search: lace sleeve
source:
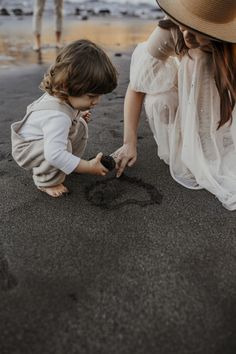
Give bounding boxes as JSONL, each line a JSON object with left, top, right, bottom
{"left": 147, "top": 26, "right": 176, "bottom": 60}
{"left": 129, "top": 33, "right": 178, "bottom": 95}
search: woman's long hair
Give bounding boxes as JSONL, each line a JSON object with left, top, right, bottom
{"left": 159, "top": 18, "right": 236, "bottom": 129}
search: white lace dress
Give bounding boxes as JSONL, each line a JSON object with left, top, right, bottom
{"left": 130, "top": 26, "right": 236, "bottom": 210}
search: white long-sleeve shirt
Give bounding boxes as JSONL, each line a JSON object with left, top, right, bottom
{"left": 19, "top": 109, "right": 81, "bottom": 175}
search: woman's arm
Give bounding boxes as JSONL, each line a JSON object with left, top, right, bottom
{"left": 114, "top": 84, "right": 145, "bottom": 177}
{"left": 114, "top": 26, "right": 175, "bottom": 177}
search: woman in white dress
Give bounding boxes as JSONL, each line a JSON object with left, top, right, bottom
{"left": 114, "top": 0, "right": 236, "bottom": 210}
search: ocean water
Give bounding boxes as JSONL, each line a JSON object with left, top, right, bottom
{"left": 69, "top": 0, "right": 155, "bottom": 4}
{"left": 0, "top": 0, "right": 156, "bottom": 5}
{"left": 0, "top": 0, "right": 162, "bottom": 69}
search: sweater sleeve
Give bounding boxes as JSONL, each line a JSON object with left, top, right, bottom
{"left": 40, "top": 111, "right": 81, "bottom": 174}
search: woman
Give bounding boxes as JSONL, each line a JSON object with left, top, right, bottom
{"left": 114, "top": 0, "right": 236, "bottom": 210}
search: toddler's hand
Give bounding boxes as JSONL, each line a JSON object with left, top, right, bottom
{"left": 89, "top": 152, "right": 108, "bottom": 176}
{"left": 75, "top": 153, "right": 108, "bottom": 176}
{"left": 81, "top": 110, "right": 91, "bottom": 123}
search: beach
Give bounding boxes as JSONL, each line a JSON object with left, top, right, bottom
{"left": 0, "top": 13, "right": 236, "bottom": 354}
{"left": 0, "top": 15, "right": 157, "bottom": 70}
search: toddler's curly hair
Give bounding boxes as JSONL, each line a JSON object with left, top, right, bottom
{"left": 40, "top": 39, "right": 117, "bottom": 101}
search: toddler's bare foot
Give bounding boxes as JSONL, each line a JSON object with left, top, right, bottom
{"left": 37, "top": 184, "right": 69, "bottom": 198}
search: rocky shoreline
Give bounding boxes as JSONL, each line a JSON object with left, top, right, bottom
{"left": 0, "top": 0, "right": 163, "bottom": 20}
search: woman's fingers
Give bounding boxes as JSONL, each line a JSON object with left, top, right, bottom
{"left": 112, "top": 144, "right": 137, "bottom": 177}
{"left": 116, "top": 157, "right": 130, "bottom": 177}
{"left": 127, "top": 156, "right": 137, "bottom": 167}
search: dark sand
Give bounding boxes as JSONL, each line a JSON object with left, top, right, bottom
{"left": 0, "top": 39, "right": 236, "bottom": 354}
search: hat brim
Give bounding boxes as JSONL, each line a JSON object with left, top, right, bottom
{"left": 156, "top": 0, "right": 236, "bottom": 43}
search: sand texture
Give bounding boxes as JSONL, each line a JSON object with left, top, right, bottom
{"left": 0, "top": 52, "right": 236, "bottom": 354}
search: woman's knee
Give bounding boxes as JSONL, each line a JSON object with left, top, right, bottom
{"left": 145, "top": 89, "right": 178, "bottom": 123}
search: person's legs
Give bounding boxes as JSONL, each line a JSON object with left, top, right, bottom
{"left": 54, "top": 0, "right": 63, "bottom": 48}
{"left": 32, "top": 0, "right": 46, "bottom": 50}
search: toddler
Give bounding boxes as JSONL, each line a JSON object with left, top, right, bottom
{"left": 11, "top": 39, "right": 117, "bottom": 197}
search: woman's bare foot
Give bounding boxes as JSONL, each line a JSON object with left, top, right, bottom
{"left": 37, "top": 184, "right": 69, "bottom": 198}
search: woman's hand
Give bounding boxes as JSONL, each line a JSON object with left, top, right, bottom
{"left": 112, "top": 143, "right": 137, "bottom": 177}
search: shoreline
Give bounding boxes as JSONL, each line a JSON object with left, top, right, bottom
{"left": 0, "top": 16, "right": 157, "bottom": 70}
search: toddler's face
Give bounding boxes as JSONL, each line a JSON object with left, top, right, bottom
{"left": 179, "top": 25, "right": 211, "bottom": 49}
{"left": 68, "top": 94, "right": 101, "bottom": 110}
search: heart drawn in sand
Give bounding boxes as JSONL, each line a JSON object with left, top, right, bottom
{"left": 85, "top": 174, "right": 163, "bottom": 210}
{"left": 0, "top": 257, "right": 18, "bottom": 291}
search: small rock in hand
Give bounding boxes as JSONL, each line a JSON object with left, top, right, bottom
{"left": 101, "top": 155, "right": 116, "bottom": 171}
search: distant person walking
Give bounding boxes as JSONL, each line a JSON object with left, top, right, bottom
{"left": 33, "top": 0, "right": 63, "bottom": 51}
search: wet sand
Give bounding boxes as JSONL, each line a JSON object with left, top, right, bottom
{"left": 0, "top": 16, "right": 236, "bottom": 354}
{"left": 0, "top": 16, "right": 157, "bottom": 69}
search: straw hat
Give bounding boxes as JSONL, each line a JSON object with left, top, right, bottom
{"left": 156, "top": 0, "right": 236, "bottom": 43}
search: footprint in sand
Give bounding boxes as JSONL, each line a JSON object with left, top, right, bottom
{"left": 0, "top": 151, "right": 12, "bottom": 162}
{"left": 109, "top": 129, "right": 122, "bottom": 138}
{"left": 86, "top": 174, "right": 163, "bottom": 210}
{"left": 0, "top": 257, "right": 18, "bottom": 291}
